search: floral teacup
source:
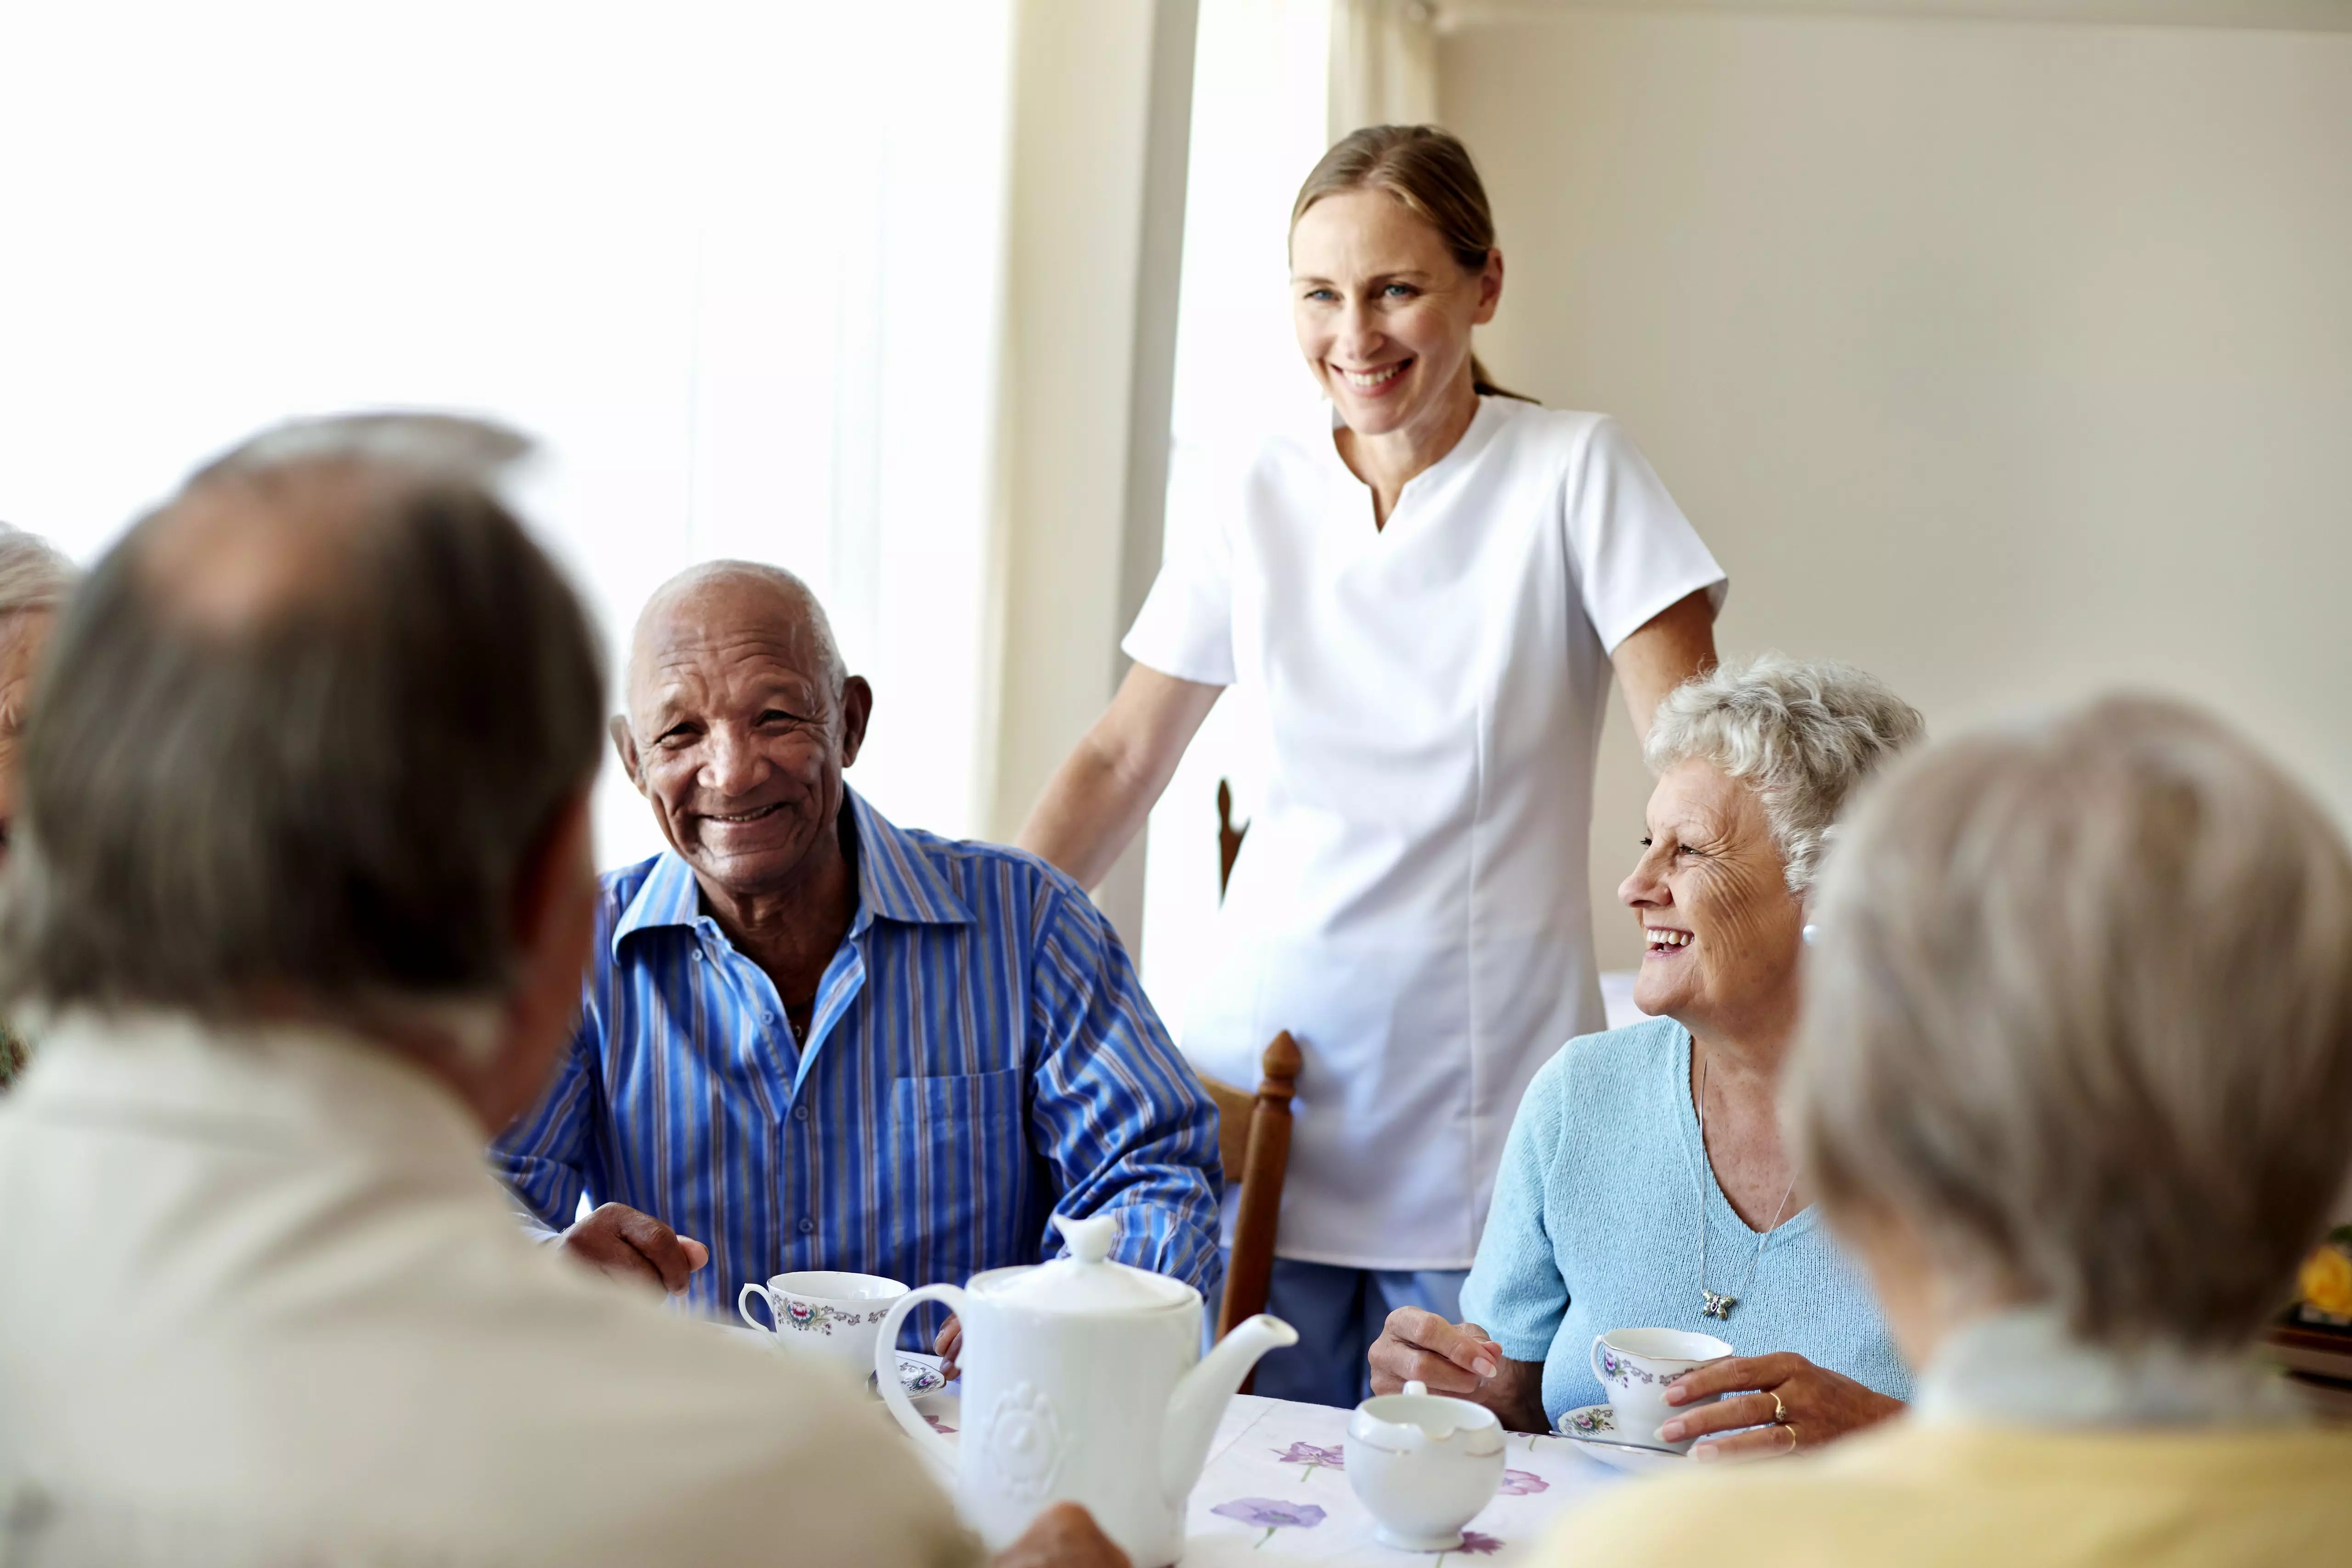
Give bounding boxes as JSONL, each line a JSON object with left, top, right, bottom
{"left": 1589, "top": 1327, "right": 1730, "bottom": 1451}
{"left": 739, "top": 1270, "right": 907, "bottom": 1383}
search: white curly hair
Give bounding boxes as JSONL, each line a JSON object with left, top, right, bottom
{"left": 0, "top": 523, "right": 75, "bottom": 627}
{"left": 1644, "top": 654, "right": 1925, "bottom": 894}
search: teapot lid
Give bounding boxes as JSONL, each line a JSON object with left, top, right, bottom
{"left": 976, "top": 1213, "right": 1195, "bottom": 1314}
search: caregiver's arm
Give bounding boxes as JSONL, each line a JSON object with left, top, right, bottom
{"left": 1611, "top": 588, "right": 1717, "bottom": 736}
{"left": 1369, "top": 1309, "right": 1550, "bottom": 1435}
{"left": 1018, "top": 664, "right": 1222, "bottom": 890}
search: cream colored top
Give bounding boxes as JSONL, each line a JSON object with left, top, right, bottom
{"left": 0, "top": 1013, "right": 977, "bottom": 1568}
{"left": 1550, "top": 1420, "right": 2352, "bottom": 1568}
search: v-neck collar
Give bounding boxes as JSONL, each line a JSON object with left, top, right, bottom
{"left": 1671, "top": 1024, "right": 1821, "bottom": 1247}
{"left": 1319, "top": 393, "right": 1509, "bottom": 537}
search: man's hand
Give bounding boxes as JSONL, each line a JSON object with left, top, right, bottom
{"left": 558, "top": 1201, "right": 709, "bottom": 1296}
{"left": 934, "top": 1314, "right": 963, "bottom": 1379}
{"left": 1367, "top": 1307, "right": 1501, "bottom": 1397}
{"left": 992, "top": 1502, "right": 1130, "bottom": 1568}
{"left": 1658, "top": 1351, "right": 1904, "bottom": 1459}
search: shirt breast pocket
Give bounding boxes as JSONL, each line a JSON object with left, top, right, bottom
{"left": 888, "top": 1068, "right": 1030, "bottom": 1281}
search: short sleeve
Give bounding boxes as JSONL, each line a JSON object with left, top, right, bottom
{"left": 1119, "top": 444, "right": 1238, "bottom": 686}
{"left": 1459, "top": 1049, "right": 1572, "bottom": 1364}
{"left": 1564, "top": 416, "right": 1727, "bottom": 655}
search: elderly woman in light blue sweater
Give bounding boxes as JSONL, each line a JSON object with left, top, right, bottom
{"left": 1369, "top": 655, "right": 1923, "bottom": 1459}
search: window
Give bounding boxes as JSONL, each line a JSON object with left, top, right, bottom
{"left": 0, "top": 0, "right": 1015, "bottom": 866}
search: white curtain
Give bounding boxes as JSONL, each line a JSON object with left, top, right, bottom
{"left": 0, "top": 0, "right": 1017, "bottom": 868}
{"left": 1327, "top": 0, "right": 1439, "bottom": 140}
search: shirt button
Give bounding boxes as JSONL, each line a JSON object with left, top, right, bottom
{"left": 763, "top": 1010, "right": 776, "bottom": 1024}
{"left": 792, "top": 1104, "right": 809, "bottom": 1122}
{"left": 690, "top": 949, "right": 703, "bottom": 963}
{"left": 797, "top": 1217, "right": 815, "bottom": 1235}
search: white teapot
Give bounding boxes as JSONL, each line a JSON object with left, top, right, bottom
{"left": 876, "top": 1213, "right": 1296, "bottom": 1568}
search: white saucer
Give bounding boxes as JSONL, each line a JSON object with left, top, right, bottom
{"left": 869, "top": 1354, "right": 950, "bottom": 1401}
{"left": 1554, "top": 1404, "right": 1687, "bottom": 1474}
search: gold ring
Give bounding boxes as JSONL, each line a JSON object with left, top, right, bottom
{"left": 1770, "top": 1392, "right": 1789, "bottom": 1425}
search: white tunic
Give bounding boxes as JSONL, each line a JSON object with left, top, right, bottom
{"left": 1124, "top": 396, "right": 1724, "bottom": 1269}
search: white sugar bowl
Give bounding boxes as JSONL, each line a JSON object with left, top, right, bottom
{"left": 1345, "top": 1381, "right": 1506, "bottom": 1552}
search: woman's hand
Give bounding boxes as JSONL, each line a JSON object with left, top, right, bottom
{"left": 1367, "top": 1308, "right": 1549, "bottom": 1433}
{"left": 1368, "top": 1308, "right": 1500, "bottom": 1395}
{"left": 1657, "top": 1351, "right": 1903, "bottom": 1459}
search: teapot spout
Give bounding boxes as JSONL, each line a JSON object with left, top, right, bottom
{"left": 1160, "top": 1314, "right": 1299, "bottom": 1503}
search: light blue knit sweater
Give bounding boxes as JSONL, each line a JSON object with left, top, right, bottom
{"left": 1459, "top": 1016, "right": 1913, "bottom": 1426}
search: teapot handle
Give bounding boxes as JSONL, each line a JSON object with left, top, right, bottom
{"left": 876, "top": 1283, "right": 965, "bottom": 1479}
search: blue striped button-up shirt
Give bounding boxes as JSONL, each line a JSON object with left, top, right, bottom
{"left": 491, "top": 790, "right": 1223, "bottom": 1325}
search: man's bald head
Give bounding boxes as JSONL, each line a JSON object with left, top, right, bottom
{"left": 627, "top": 561, "right": 846, "bottom": 714}
{"left": 137, "top": 413, "right": 532, "bottom": 638}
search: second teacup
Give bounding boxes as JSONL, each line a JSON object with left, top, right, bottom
{"left": 1589, "top": 1326, "right": 1730, "bottom": 1452}
{"left": 739, "top": 1270, "right": 908, "bottom": 1383}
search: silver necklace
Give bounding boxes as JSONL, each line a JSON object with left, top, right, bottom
{"left": 1695, "top": 1055, "right": 1797, "bottom": 1321}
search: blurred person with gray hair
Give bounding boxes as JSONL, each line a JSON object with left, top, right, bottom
{"left": 1369, "top": 656, "right": 1925, "bottom": 1453}
{"left": 0, "top": 417, "right": 1124, "bottom": 1568}
{"left": 1553, "top": 696, "right": 2352, "bottom": 1567}
{"left": 0, "top": 521, "right": 75, "bottom": 1092}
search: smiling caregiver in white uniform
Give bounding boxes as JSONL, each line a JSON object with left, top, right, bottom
{"left": 1020, "top": 125, "right": 1726, "bottom": 1406}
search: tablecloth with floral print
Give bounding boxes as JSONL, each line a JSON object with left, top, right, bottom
{"left": 903, "top": 1375, "right": 1635, "bottom": 1566}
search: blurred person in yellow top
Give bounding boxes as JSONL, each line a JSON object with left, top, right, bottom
{"left": 1548, "top": 695, "right": 2352, "bottom": 1568}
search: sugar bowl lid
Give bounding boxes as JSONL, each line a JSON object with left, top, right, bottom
{"left": 1349, "top": 1381, "right": 1507, "bottom": 1456}
{"left": 973, "top": 1212, "right": 1196, "bottom": 1314}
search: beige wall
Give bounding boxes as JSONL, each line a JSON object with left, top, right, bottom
{"left": 1439, "top": 7, "right": 2352, "bottom": 969}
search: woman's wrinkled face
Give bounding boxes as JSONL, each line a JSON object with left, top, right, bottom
{"left": 0, "top": 610, "right": 57, "bottom": 864}
{"left": 1289, "top": 187, "right": 1500, "bottom": 441}
{"left": 1621, "top": 759, "right": 1806, "bottom": 1035}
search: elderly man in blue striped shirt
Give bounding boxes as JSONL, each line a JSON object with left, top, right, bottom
{"left": 492, "top": 562, "right": 1222, "bottom": 1346}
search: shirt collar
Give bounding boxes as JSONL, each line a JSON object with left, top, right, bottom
{"left": 612, "top": 787, "right": 971, "bottom": 959}
{"left": 845, "top": 788, "right": 973, "bottom": 929}
{"left": 1913, "top": 1304, "right": 2307, "bottom": 1430}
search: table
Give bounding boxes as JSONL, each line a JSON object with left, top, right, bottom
{"left": 900, "top": 1376, "right": 1634, "bottom": 1566}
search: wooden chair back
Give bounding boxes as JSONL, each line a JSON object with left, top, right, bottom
{"left": 1199, "top": 1030, "right": 1301, "bottom": 1346}
{"left": 1216, "top": 778, "right": 1248, "bottom": 900}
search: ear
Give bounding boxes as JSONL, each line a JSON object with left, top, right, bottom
{"left": 838, "top": 676, "right": 873, "bottom": 769}
{"left": 509, "top": 787, "right": 596, "bottom": 984}
{"left": 1473, "top": 247, "right": 1503, "bottom": 326}
{"left": 473, "top": 787, "right": 599, "bottom": 1133}
{"left": 608, "top": 714, "right": 645, "bottom": 794}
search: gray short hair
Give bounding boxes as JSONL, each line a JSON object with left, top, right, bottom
{"left": 1644, "top": 654, "right": 1926, "bottom": 894}
{"left": 0, "top": 524, "right": 76, "bottom": 627}
{"left": 0, "top": 413, "right": 605, "bottom": 1017}
{"left": 1790, "top": 696, "right": 2352, "bottom": 1349}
